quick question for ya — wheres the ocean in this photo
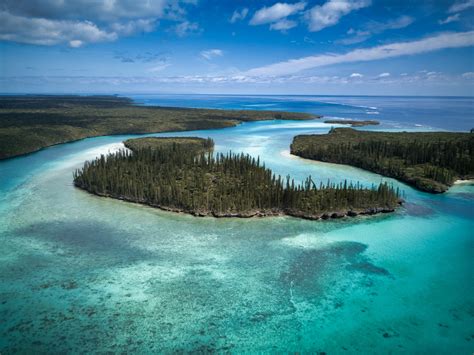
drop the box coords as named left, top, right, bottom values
left=0, top=95, right=473, bottom=353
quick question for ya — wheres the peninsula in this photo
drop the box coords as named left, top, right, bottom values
left=291, top=128, right=474, bottom=193
left=0, top=95, right=317, bottom=160
left=73, top=137, right=401, bottom=220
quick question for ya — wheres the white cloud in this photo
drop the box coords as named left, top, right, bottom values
left=306, top=0, right=371, bottom=32
left=69, top=40, right=83, bottom=48
left=270, top=19, right=298, bottom=31
left=0, top=11, right=117, bottom=46
left=245, top=31, right=474, bottom=77
left=1, top=0, right=187, bottom=21
left=439, top=13, right=460, bottom=24
left=230, top=8, right=249, bottom=23
left=250, top=2, right=306, bottom=25
left=0, top=1, right=197, bottom=46
left=200, top=49, right=224, bottom=60
left=462, top=71, right=474, bottom=79
left=110, top=19, right=157, bottom=36
left=6, top=72, right=467, bottom=88
left=350, top=73, right=363, bottom=78
left=173, top=21, right=201, bottom=37
left=448, top=0, right=474, bottom=13
left=378, top=72, right=390, bottom=77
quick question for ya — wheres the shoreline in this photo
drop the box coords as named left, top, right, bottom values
left=0, top=95, right=318, bottom=160
left=454, top=179, right=474, bottom=185
left=75, top=184, right=401, bottom=221
left=290, top=129, right=473, bottom=194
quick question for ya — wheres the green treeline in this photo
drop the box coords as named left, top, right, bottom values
left=0, top=95, right=316, bottom=160
left=73, top=137, right=400, bottom=219
left=291, top=128, right=474, bottom=193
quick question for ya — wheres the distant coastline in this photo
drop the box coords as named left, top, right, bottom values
left=324, top=119, right=380, bottom=127
left=0, top=95, right=317, bottom=160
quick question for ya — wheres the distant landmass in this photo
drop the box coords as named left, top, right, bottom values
left=324, top=119, right=380, bottom=127
left=73, top=137, right=401, bottom=220
left=291, top=128, right=474, bottom=193
left=0, top=95, right=317, bottom=160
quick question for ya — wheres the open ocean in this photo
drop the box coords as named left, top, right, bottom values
left=0, top=95, right=473, bottom=353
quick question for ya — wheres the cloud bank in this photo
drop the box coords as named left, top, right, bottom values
left=0, top=0, right=196, bottom=47
left=245, top=31, right=474, bottom=77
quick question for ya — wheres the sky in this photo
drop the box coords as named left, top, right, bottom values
left=1, top=0, right=474, bottom=96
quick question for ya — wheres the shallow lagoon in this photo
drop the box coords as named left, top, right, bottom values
left=1, top=99, right=473, bottom=352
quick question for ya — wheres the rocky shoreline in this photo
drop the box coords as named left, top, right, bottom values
left=75, top=183, right=401, bottom=221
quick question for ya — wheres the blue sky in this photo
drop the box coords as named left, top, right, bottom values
left=1, top=0, right=473, bottom=95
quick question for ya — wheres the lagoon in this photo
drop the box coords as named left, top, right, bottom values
left=0, top=95, right=473, bottom=353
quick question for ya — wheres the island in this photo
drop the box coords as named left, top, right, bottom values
left=324, top=119, right=380, bottom=127
left=291, top=128, right=474, bottom=193
left=0, top=95, right=318, bottom=160
left=73, top=137, right=402, bottom=220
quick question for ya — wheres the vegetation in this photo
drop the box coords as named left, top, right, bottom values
left=324, top=119, right=379, bottom=127
left=291, top=128, right=474, bottom=193
left=0, top=95, right=316, bottom=159
left=73, top=137, right=401, bottom=220
left=123, top=136, right=214, bottom=154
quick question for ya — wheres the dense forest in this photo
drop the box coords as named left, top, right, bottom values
left=291, top=128, right=474, bottom=193
left=73, top=137, right=401, bottom=220
left=0, top=95, right=316, bottom=159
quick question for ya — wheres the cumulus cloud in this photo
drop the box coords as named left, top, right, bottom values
left=439, top=13, right=460, bottom=24
left=350, top=73, right=363, bottom=78
left=0, top=11, right=117, bottom=46
left=250, top=2, right=306, bottom=26
left=270, top=19, right=298, bottom=31
left=0, top=0, right=196, bottom=46
left=306, top=0, right=371, bottom=32
left=378, top=72, right=391, bottom=78
left=69, top=40, right=84, bottom=48
left=448, top=0, right=474, bottom=13
left=230, top=8, right=249, bottom=23
left=462, top=71, right=474, bottom=79
left=200, top=49, right=224, bottom=60
left=1, top=0, right=177, bottom=21
left=245, top=31, right=474, bottom=77
left=110, top=19, right=157, bottom=36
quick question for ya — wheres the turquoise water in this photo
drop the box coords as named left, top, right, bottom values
left=0, top=97, right=473, bottom=353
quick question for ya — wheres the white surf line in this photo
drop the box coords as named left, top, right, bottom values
left=454, top=179, right=474, bottom=185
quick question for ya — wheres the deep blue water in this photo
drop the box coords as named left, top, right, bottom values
left=0, top=94, right=473, bottom=353
left=131, top=94, right=474, bottom=132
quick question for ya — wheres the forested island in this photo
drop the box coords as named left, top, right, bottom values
left=324, top=119, right=380, bottom=127
left=0, top=95, right=316, bottom=159
left=73, top=137, right=401, bottom=220
left=291, top=128, right=474, bottom=193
